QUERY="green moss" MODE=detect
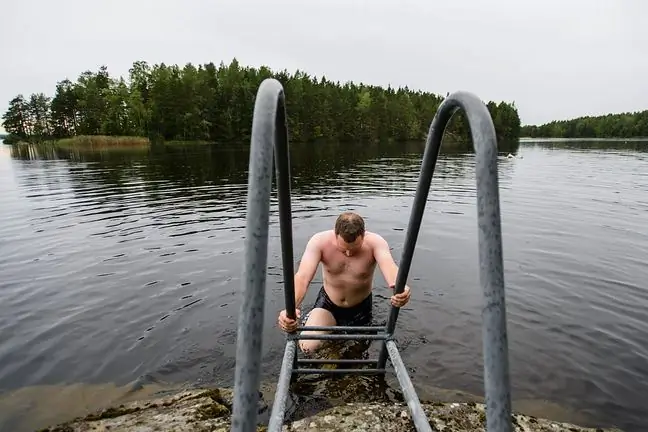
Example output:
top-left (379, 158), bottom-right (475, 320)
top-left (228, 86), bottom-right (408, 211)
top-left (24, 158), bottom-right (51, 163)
top-left (83, 405), bottom-right (142, 421)
top-left (196, 388), bottom-right (224, 401)
top-left (478, 411), bottom-right (486, 425)
top-left (37, 427), bottom-right (73, 432)
top-left (196, 402), bottom-right (230, 419)
top-left (193, 388), bottom-right (233, 420)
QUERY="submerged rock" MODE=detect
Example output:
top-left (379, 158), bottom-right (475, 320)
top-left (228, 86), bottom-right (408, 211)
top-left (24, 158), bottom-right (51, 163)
top-left (38, 387), bottom-right (622, 432)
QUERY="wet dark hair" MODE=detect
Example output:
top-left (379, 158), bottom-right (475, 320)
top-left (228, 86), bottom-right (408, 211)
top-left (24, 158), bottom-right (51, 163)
top-left (334, 211), bottom-right (365, 243)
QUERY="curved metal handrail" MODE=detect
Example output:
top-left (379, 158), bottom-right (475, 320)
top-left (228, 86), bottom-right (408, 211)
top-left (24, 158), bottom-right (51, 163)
top-left (376, 91), bottom-right (512, 432)
top-left (230, 78), bottom-right (296, 432)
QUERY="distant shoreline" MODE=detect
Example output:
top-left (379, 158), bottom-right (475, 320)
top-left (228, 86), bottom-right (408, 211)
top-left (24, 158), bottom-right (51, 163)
top-left (520, 137), bottom-right (648, 142)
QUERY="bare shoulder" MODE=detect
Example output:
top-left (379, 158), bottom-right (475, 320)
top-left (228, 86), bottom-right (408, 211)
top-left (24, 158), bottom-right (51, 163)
top-left (365, 231), bottom-right (389, 249)
top-left (309, 230), bottom-right (333, 247)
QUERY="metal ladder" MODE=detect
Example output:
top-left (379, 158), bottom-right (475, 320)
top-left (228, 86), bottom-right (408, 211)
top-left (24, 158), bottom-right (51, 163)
top-left (230, 78), bottom-right (513, 432)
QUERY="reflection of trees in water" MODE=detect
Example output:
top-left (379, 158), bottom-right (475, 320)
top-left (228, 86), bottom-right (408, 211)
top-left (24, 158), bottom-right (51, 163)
top-left (11, 144), bottom-right (152, 196)
top-left (9, 138), bottom-right (521, 209)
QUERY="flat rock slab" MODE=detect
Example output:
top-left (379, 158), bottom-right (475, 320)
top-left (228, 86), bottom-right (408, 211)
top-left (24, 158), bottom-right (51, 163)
top-left (287, 401), bottom-right (619, 431)
top-left (39, 387), bottom-right (622, 432)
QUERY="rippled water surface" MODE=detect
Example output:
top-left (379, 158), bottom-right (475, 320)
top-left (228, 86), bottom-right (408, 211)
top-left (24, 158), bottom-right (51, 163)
top-left (0, 139), bottom-right (647, 431)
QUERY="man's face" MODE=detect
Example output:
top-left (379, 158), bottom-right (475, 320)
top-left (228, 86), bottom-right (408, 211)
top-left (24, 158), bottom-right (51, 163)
top-left (336, 235), bottom-right (364, 257)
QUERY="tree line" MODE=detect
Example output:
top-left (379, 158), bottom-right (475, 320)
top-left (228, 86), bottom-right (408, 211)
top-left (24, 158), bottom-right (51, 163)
top-left (521, 110), bottom-right (648, 139)
top-left (2, 59), bottom-right (521, 145)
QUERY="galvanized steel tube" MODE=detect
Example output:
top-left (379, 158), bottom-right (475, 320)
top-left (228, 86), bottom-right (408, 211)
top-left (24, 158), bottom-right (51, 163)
top-left (294, 368), bottom-right (387, 375)
top-left (289, 333), bottom-right (388, 341)
top-left (267, 340), bottom-right (297, 432)
top-left (386, 340), bottom-right (432, 432)
top-left (377, 91), bottom-right (512, 432)
top-left (231, 78), bottom-right (296, 432)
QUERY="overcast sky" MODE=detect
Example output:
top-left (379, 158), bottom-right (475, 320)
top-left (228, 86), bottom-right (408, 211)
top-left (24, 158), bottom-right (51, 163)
top-left (1, 0), bottom-right (646, 133)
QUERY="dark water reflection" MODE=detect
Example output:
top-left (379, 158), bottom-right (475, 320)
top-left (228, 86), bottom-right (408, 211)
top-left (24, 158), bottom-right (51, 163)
top-left (0, 139), bottom-right (647, 431)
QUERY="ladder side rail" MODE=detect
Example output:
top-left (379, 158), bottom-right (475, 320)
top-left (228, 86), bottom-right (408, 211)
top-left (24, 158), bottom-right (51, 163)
top-left (376, 91), bottom-right (512, 432)
top-left (231, 78), bottom-right (297, 432)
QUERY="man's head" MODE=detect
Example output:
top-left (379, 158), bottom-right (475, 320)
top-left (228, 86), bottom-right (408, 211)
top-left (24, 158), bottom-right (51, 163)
top-left (334, 211), bottom-right (365, 256)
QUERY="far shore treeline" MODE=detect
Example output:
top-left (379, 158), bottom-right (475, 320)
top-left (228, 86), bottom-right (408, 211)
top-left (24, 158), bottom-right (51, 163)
top-left (1, 59), bottom-right (522, 146)
top-left (521, 111), bottom-right (648, 139)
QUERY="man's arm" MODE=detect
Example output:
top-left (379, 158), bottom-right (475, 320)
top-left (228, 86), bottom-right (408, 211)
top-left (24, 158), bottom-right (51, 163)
top-left (293, 233), bottom-right (322, 309)
top-left (372, 234), bottom-right (400, 288)
top-left (372, 234), bottom-right (412, 307)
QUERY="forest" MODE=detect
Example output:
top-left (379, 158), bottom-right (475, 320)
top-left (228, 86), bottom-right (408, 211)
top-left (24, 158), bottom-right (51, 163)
top-left (521, 110), bottom-right (648, 138)
top-left (1, 59), bottom-right (521, 145)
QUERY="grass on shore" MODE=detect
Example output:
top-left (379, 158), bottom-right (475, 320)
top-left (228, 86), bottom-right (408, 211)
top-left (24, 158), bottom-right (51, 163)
top-left (54, 135), bottom-right (151, 150)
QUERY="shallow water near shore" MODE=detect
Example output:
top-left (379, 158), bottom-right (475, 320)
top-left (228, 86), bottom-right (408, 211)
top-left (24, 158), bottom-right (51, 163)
top-left (0, 139), bottom-right (647, 431)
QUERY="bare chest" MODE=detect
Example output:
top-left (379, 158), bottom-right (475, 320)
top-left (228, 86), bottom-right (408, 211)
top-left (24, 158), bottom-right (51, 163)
top-left (321, 248), bottom-right (376, 277)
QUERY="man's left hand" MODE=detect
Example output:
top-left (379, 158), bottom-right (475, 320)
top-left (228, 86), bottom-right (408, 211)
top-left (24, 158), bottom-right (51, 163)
top-left (390, 285), bottom-right (411, 307)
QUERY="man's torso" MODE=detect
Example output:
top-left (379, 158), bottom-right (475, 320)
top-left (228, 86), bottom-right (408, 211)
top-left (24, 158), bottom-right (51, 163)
top-left (318, 230), bottom-right (378, 308)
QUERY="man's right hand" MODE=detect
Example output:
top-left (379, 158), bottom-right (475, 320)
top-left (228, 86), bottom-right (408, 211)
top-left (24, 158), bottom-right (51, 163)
top-left (277, 309), bottom-right (301, 333)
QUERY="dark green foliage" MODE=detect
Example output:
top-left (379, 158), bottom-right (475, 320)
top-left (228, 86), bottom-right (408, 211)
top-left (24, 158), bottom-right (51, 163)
top-left (521, 110), bottom-right (648, 138)
top-left (2, 59), bottom-right (521, 144)
top-left (1, 133), bottom-right (22, 144)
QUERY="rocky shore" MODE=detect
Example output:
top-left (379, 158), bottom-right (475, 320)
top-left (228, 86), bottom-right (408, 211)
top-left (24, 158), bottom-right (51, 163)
top-left (38, 386), bottom-right (622, 432)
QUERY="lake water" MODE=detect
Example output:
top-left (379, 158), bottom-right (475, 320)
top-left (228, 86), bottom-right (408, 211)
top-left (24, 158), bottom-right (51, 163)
top-left (0, 139), bottom-right (646, 431)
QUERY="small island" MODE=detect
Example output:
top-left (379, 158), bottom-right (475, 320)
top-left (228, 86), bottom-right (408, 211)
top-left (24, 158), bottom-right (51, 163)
top-left (1, 59), bottom-right (522, 150)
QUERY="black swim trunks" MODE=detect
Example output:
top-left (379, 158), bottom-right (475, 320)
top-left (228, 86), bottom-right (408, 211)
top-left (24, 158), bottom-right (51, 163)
top-left (303, 286), bottom-right (373, 327)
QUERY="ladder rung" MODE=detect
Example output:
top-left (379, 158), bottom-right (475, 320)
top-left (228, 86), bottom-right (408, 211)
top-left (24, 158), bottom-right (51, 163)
top-left (289, 333), bottom-right (387, 341)
top-left (297, 325), bottom-right (386, 333)
top-left (297, 358), bottom-right (378, 365)
top-left (293, 368), bottom-right (386, 375)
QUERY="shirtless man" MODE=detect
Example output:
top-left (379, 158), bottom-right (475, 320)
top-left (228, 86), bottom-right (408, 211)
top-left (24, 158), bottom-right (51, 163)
top-left (277, 211), bottom-right (412, 354)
